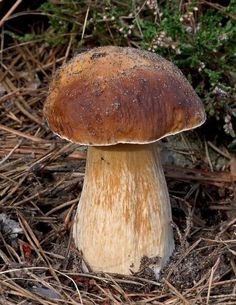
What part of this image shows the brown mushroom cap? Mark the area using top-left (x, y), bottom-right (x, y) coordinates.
top-left (44, 46), bottom-right (205, 145)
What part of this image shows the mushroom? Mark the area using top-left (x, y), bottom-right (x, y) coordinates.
top-left (44, 46), bottom-right (205, 278)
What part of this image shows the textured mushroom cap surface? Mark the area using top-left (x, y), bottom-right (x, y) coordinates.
top-left (44, 46), bottom-right (205, 145)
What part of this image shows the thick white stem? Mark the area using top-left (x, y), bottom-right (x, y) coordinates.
top-left (73, 143), bottom-right (174, 277)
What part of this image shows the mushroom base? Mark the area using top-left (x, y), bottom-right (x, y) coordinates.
top-left (73, 143), bottom-right (174, 278)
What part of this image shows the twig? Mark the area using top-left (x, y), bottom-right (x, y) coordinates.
top-left (205, 140), bottom-right (214, 172)
top-left (0, 0), bottom-right (23, 28)
top-left (207, 141), bottom-right (230, 159)
top-left (206, 256), bottom-right (221, 304)
top-left (0, 123), bottom-right (49, 143)
top-left (0, 140), bottom-right (22, 166)
top-left (200, 0), bottom-right (236, 21)
top-left (81, 6), bottom-right (90, 41)
top-left (163, 279), bottom-right (190, 304)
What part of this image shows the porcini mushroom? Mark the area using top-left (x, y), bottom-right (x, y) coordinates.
top-left (44, 46), bottom-right (205, 277)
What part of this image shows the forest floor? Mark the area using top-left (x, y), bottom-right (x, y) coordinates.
top-left (0, 4), bottom-right (236, 305)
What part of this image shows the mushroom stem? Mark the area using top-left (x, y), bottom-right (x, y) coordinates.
top-left (73, 143), bottom-right (174, 277)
